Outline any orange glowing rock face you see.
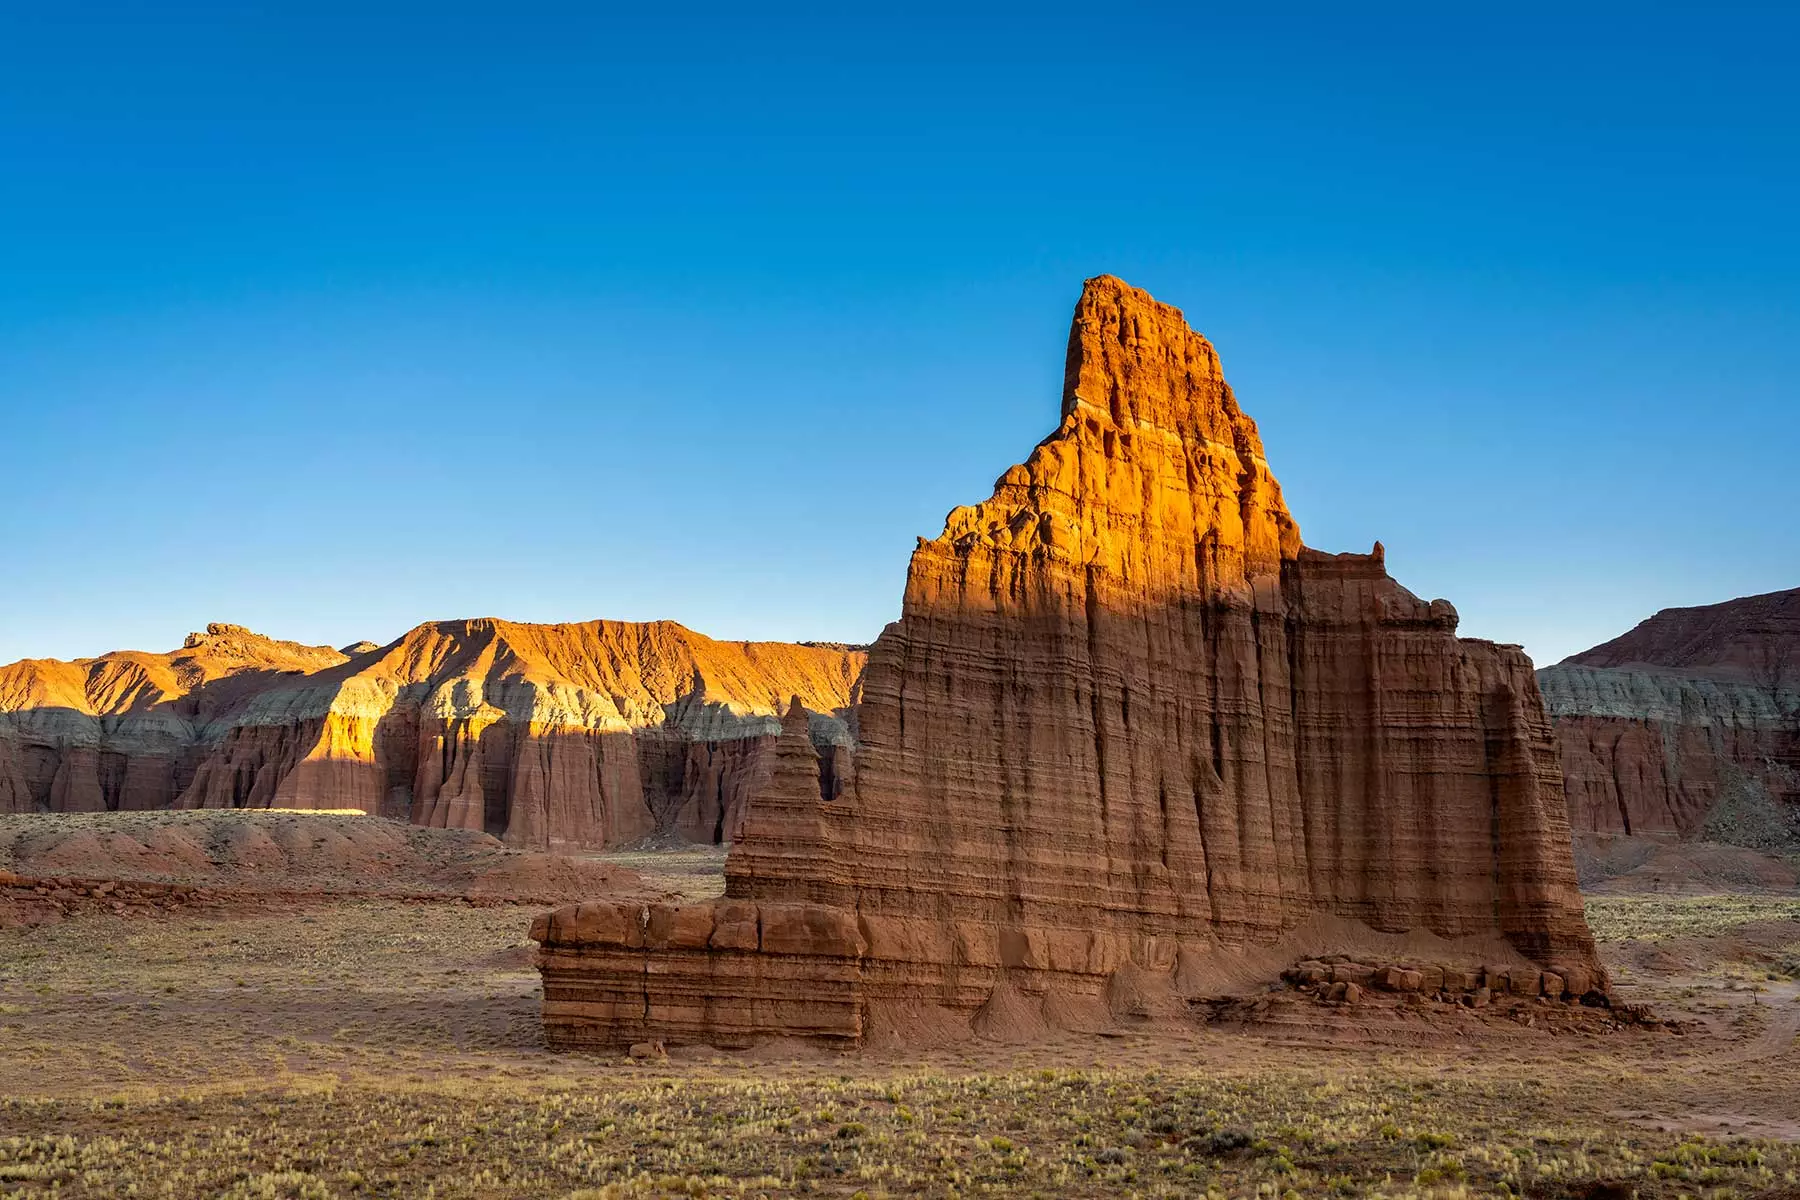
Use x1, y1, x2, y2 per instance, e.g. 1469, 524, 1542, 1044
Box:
534, 276, 1603, 1050
0, 620, 865, 852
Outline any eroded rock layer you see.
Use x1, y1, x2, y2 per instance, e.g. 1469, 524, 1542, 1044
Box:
0, 621, 864, 851
1540, 588, 1800, 842
536, 276, 1601, 1049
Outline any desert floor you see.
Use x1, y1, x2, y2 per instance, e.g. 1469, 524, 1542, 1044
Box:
1, 852, 1796, 1199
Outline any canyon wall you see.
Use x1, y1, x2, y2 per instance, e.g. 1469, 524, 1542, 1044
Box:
536, 275, 1602, 1049
1540, 588, 1799, 844
0, 621, 864, 851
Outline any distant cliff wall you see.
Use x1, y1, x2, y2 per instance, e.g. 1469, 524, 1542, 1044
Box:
1539, 588, 1800, 847
0, 621, 864, 852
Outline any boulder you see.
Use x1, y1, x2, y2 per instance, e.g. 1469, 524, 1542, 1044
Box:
1441, 968, 1480, 992
1378, 967, 1424, 992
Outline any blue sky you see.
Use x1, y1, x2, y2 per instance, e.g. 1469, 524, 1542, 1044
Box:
2, 2, 1795, 668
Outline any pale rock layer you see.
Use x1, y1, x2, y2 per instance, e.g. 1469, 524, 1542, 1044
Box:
1540, 588, 1800, 838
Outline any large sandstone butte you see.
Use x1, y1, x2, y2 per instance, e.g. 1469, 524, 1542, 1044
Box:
1540, 587, 1799, 843
534, 276, 1602, 1048
0, 620, 863, 851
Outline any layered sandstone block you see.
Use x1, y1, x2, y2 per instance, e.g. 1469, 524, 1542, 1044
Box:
535, 886, 868, 1048
1540, 588, 1799, 839
536, 275, 1602, 1049
0, 621, 863, 851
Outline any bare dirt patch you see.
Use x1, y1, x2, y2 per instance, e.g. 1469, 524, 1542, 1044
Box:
1578, 834, 1800, 895
0, 812, 651, 920
1584, 894, 1800, 1146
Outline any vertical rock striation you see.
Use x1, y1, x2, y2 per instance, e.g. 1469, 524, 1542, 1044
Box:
535, 276, 1602, 1049
0, 621, 864, 850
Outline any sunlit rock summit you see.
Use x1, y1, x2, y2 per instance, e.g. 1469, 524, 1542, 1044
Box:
533, 275, 1602, 1047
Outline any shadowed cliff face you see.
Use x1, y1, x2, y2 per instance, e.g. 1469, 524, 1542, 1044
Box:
0, 621, 866, 851
749, 276, 1592, 961
1540, 588, 1800, 842
536, 276, 1602, 1050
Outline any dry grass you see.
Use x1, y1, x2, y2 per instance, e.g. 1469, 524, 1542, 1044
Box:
595, 847, 730, 903
0, 894, 1796, 1197
4, 1060, 1794, 1199
1585, 894, 1800, 943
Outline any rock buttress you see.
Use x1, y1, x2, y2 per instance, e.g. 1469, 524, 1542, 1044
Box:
534, 276, 1603, 1048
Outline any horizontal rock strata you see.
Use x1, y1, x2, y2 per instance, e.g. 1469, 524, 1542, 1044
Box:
0, 621, 863, 851
1540, 588, 1799, 841
536, 275, 1603, 1049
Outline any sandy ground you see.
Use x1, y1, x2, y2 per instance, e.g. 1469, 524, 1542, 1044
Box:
0, 810, 649, 904
599, 845, 730, 903
0, 829, 1795, 1197
1577, 834, 1799, 895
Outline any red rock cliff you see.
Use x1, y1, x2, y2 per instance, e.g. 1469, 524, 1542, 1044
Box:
0, 621, 865, 851
535, 276, 1601, 1048
1540, 588, 1799, 841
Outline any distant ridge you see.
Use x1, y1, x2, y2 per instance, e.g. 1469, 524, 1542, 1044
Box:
0, 617, 866, 851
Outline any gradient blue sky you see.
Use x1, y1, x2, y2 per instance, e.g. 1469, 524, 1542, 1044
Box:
2, 2, 1795, 668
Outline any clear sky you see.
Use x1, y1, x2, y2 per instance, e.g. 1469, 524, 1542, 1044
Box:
2, 2, 1795, 669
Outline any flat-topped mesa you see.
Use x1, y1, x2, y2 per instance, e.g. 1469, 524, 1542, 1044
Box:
535, 276, 1603, 1049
